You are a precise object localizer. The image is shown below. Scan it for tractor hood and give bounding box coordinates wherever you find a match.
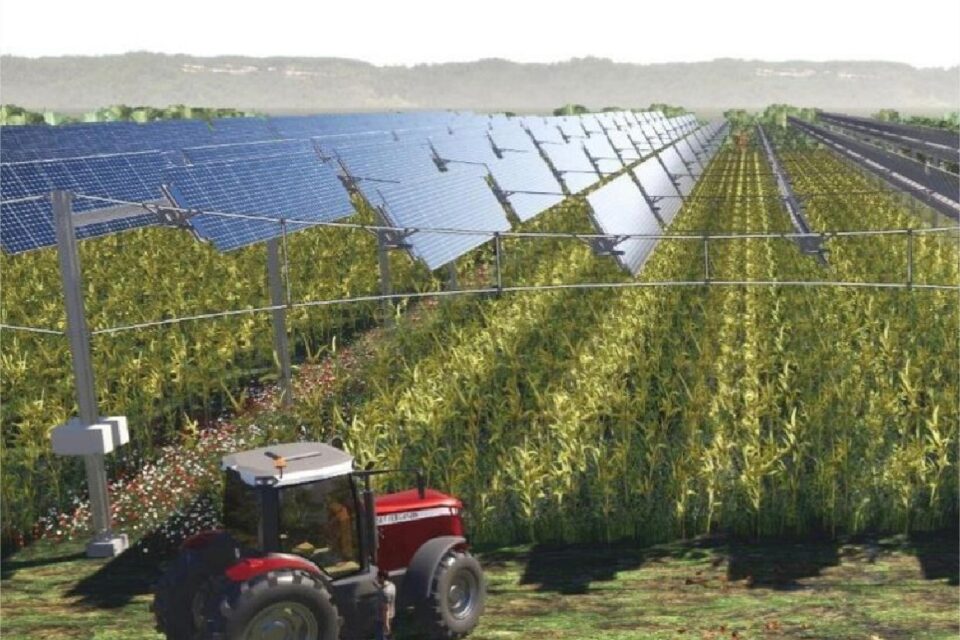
[375,489,462,515]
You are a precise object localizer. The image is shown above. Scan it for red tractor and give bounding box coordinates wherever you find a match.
[153,442,486,639]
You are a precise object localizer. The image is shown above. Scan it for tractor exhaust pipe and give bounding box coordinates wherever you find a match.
[416,469,426,500]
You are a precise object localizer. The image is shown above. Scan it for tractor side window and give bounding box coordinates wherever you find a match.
[222,469,260,549]
[278,476,360,578]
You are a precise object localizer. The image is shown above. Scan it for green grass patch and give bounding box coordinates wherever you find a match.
[2,534,956,639]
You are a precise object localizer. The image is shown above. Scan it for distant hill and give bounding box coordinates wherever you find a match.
[1,53,957,114]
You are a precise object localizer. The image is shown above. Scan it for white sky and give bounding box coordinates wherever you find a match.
[1,0,958,68]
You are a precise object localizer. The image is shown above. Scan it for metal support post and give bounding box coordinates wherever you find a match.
[703,235,711,284]
[266,238,293,406]
[493,232,503,296]
[376,230,393,325]
[52,190,128,558]
[445,262,459,291]
[906,229,914,289]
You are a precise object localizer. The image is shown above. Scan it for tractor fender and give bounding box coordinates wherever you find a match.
[180,529,226,551]
[398,535,466,607]
[224,553,323,583]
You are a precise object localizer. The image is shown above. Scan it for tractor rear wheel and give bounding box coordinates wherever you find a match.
[216,569,339,640]
[418,551,486,639]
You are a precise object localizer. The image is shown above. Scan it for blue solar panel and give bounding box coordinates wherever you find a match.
[487,152,564,222]
[489,122,537,153]
[557,117,586,140]
[633,156,681,225]
[579,115,603,134]
[432,132,499,166]
[395,126,452,144]
[607,130,641,161]
[523,118,565,145]
[583,134,623,174]
[208,118,278,144]
[163,153,354,252]
[659,147,695,195]
[314,131,397,158]
[627,127,654,154]
[272,112,446,139]
[336,141,440,185]
[540,142,599,193]
[1,151,165,253]
[371,171,510,269]
[183,139,316,164]
[587,174,662,275]
[596,113,619,131]
[674,139,704,176]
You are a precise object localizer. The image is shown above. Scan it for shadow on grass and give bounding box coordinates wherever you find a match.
[512,536,845,594]
[721,537,841,590]
[67,494,217,608]
[513,532,960,594]
[909,530,959,586]
[0,550,86,581]
[512,542,684,595]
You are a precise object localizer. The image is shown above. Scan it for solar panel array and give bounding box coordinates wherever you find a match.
[2,109,723,275]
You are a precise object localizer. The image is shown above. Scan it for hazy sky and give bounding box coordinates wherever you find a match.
[2,0,958,68]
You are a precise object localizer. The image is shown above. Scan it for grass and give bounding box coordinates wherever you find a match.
[2,532,956,639]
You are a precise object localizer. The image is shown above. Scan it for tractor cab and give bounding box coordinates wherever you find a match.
[221,443,366,578]
[153,442,485,640]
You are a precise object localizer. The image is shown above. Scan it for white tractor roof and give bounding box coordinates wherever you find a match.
[222,442,354,488]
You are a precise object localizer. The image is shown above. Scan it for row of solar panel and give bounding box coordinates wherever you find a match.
[0,109,690,163]
[1,110,696,257]
[0,112,469,162]
[817,112,959,152]
[586,122,729,274]
[789,118,959,223]
[162,113,703,268]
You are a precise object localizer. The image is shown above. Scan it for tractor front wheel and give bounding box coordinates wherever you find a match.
[153,548,217,640]
[216,569,339,640]
[418,551,486,639]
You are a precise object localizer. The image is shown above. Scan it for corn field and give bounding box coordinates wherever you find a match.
[1,140,957,547]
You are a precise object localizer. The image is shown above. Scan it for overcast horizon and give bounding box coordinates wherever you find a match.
[1,0,958,69]
[2,51,958,71]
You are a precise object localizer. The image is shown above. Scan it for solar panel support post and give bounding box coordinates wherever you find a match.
[906,229,914,289]
[266,237,293,407]
[445,263,459,291]
[376,230,394,326]
[703,235,711,284]
[51,190,128,559]
[493,232,503,297]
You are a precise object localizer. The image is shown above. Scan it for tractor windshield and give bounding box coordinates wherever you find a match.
[278,476,361,578]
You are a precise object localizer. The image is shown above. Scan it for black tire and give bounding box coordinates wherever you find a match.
[152,549,216,640]
[418,551,486,639]
[216,569,340,640]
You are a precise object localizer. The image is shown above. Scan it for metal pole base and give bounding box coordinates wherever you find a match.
[86,532,129,558]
